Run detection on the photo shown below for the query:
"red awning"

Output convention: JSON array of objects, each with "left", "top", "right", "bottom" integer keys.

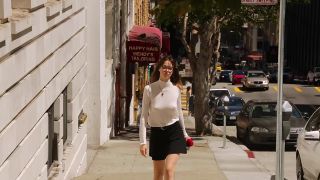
[
  {"left": 127, "top": 26, "right": 163, "bottom": 64},
  {"left": 246, "top": 51, "right": 263, "bottom": 61},
  {"left": 128, "top": 25, "right": 162, "bottom": 47}
]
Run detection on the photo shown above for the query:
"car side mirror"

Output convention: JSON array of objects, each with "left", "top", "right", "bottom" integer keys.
[{"left": 304, "top": 131, "right": 320, "bottom": 141}]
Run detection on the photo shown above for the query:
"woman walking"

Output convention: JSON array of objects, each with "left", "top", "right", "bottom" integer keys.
[{"left": 139, "top": 56, "right": 189, "bottom": 180}]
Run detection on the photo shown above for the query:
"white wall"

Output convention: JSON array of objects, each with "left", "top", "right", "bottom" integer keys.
[
  {"left": 0, "top": 0, "right": 113, "bottom": 179},
  {"left": 85, "top": 0, "right": 110, "bottom": 146}
]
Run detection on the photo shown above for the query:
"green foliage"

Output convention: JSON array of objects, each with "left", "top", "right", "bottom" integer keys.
[
  {"left": 154, "top": 0, "right": 310, "bottom": 30},
  {"left": 154, "top": 0, "right": 282, "bottom": 30}
]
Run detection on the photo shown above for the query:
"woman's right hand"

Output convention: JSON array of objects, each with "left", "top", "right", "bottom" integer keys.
[{"left": 140, "top": 144, "right": 147, "bottom": 157}]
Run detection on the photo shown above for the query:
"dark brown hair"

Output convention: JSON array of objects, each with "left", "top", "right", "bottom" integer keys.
[{"left": 150, "top": 56, "right": 180, "bottom": 84}]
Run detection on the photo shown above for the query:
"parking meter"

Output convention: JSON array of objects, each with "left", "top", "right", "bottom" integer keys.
[
  {"left": 222, "top": 96, "right": 229, "bottom": 148},
  {"left": 282, "top": 101, "right": 292, "bottom": 140}
]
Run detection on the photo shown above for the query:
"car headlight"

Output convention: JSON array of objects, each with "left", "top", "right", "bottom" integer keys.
[
  {"left": 263, "top": 80, "right": 269, "bottom": 84},
  {"left": 247, "top": 80, "right": 252, "bottom": 84},
  {"left": 251, "top": 127, "right": 269, "bottom": 133}
]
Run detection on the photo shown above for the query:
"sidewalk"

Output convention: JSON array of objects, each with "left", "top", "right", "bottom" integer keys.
[{"left": 74, "top": 115, "right": 271, "bottom": 180}]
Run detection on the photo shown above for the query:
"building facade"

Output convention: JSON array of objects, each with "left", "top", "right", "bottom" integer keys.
[
  {"left": 0, "top": 0, "right": 114, "bottom": 179},
  {"left": 134, "top": 0, "right": 150, "bottom": 26},
  {"left": 285, "top": 0, "right": 320, "bottom": 75}
]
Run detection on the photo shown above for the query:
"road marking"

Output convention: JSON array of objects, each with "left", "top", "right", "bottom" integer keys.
[
  {"left": 315, "top": 87, "right": 320, "bottom": 93},
  {"left": 294, "top": 86, "right": 302, "bottom": 93},
  {"left": 273, "top": 86, "right": 278, "bottom": 92},
  {"left": 234, "top": 87, "right": 242, "bottom": 92}
]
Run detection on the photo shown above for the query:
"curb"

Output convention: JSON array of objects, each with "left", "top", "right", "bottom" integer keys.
[{"left": 238, "top": 144, "right": 273, "bottom": 175}]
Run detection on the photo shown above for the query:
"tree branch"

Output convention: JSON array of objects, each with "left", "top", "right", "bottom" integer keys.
[
  {"left": 181, "top": 13, "right": 191, "bottom": 55},
  {"left": 180, "top": 13, "right": 197, "bottom": 69}
]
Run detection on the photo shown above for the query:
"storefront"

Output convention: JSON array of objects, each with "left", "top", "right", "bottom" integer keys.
[
  {"left": 243, "top": 51, "right": 264, "bottom": 69},
  {"left": 126, "top": 25, "right": 163, "bottom": 125}
]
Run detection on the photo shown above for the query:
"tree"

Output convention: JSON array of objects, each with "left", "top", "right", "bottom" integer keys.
[{"left": 153, "top": 0, "right": 302, "bottom": 135}]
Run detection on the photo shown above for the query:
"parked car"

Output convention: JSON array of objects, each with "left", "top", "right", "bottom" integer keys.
[
  {"left": 313, "top": 66, "right": 320, "bottom": 85},
  {"left": 231, "top": 70, "right": 246, "bottom": 85},
  {"left": 283, "top": 67, "right": 295, "bottom": 83},
  {"left": 212, "top": 96, "right": 245, "bottom": 125},
  {"left": 267, "top": 67, "right": 295, "bottom": 83},
  {"left": 236, "top": 100, "right": 307, "bottom": 147},
  {"left": 268, "top": 69, "right": 277, "bottom": 83},
  {"left": 218, "top": 70, "right": 232, "bottom": 82},
  {"left": 242, "top": 70, "right": 269, "bottom": 90},
  {"left": 208, "top": 88, "right": 233, "bottom": 108},
  {"left": 296, "top": 107, "right": 320, "bottom": 180},
  {"left": 209, "top": 88, "right": 232, "bottom": 99}
]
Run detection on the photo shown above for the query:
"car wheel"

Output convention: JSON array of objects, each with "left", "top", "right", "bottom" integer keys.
[
  {"left": 296, "top": 154, "right": 304, "bottom": 180},
  {"left": 265, "top": 87, "right": 269, "bottom": 91},
  {"left": 242, "top": 84, "right": 246, "bottom": 90}
]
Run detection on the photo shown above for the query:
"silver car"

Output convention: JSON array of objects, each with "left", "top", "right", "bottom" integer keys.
[
  {"left": 242, "top": 70, "right": 269, "bottom": 90},
  {"left": 296, "top": 107, "right": 320, "bottom": 180}
]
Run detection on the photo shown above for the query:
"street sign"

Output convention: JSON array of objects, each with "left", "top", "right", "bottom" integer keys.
[{"left": 241, "top": 0, "right": 278, "bottom": 5}]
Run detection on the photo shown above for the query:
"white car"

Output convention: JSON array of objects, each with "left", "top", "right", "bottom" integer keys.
[
  {"left": 296, "top": 107, "right": 320, "bottom": 180},
  {"left": 209, "top": 88, "right": 233, "bottom": 99},
  {"left": 242, "top": 70, "right": 269, "bottom": 90},
  {"left": 314, "top": 67, "right": 320, "bottom": 85}
]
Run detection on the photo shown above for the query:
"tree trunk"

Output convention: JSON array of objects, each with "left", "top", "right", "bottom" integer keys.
[
  {"left": 193, "top": 32, "right": 214, "bottom": 135},
  {"left": 180, "top": 14, "right": 219, "bottom": 135}
]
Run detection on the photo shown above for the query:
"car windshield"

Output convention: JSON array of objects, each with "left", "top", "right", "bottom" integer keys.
[
  {"left": 228, "top": 98, "right": 243, "bottom": 106},
  {"left": 248, "top": 72, "right": 265, "bottom": 78},
  {"left": 210, "top": 90, "right": 230, "bottom": 98},
  {"left": 233, "top": 70, "right": 245, "bottom": 75},
  {"left": 252, "top": 103, "right": 302, "bottom": 118},
  {"left": 221, "top": 71, "right": 231, "bottom": 75}
]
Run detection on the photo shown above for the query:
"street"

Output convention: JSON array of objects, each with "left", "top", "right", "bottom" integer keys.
[{"left": 212, "top": 82, "right": 320, "bottom": 180}]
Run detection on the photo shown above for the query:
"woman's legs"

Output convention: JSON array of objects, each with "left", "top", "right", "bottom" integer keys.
[
  {"left": 164, "top": 154, "right": 179, "bottom": 180},
  {"left": 153, "top": 160, "right": 165, "bottom": 180}
]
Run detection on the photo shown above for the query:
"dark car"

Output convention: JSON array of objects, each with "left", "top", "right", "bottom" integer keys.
[
  {"left": 236, "top": 100, "right": 307, "bottom": 147},
  {"left": 212, "top": 96, "right": 245, "bottom": 125},
  {"left": 268, "top": 67, "right": 295, "bottom": 83},
  {"left": 218, "top": 70, "right": 232, "bottom": 82}
]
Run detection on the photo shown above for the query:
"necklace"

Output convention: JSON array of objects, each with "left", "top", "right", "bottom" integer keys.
[{"left": 159, "top": 84, "right": 165, "bottom": 96}]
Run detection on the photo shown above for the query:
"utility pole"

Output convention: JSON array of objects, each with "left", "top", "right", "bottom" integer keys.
[
  {"left": 275, "top": 0, "right": 286, "bottom": 179},
  {"left": 110, "top": 0, "right": 120, "bottom": 137},
  {"left": 120, "top": 0, "right": 128, "bottom": 130}
]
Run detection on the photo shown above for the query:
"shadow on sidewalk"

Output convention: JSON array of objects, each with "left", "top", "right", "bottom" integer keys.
[
  {"left": 111, "top": 126, "right": 141, "bottom": 141},
  {"left": 111, "top": 126, "right": 206, "bottom": 142}
]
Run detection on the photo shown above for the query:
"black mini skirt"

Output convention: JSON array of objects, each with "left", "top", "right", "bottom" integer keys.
[{"left": 149, "top": 121, "right": 187, "bottom": 160}]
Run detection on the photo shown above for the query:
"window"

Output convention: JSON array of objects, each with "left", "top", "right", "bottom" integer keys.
[
  {"left": 63, "top": 89, "right": 68, "bottom": 144},
  {"left": 47, "top": 105, "right": 57, "bottom": 170}
]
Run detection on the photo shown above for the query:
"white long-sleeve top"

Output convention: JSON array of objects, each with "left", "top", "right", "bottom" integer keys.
[{"left": 139, "top": 80, "right": 188, "bottom": 145}]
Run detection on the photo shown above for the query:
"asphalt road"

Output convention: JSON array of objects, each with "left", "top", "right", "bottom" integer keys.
[{"left": 212, "top": 82, "right": 320, "bottom": 180}]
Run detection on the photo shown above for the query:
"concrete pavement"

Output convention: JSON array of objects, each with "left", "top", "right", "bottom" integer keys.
[{"left": 74, "top": 115, "right": 272, "bottom": 180}]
